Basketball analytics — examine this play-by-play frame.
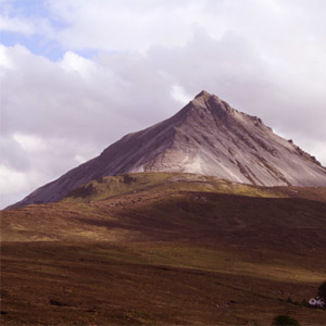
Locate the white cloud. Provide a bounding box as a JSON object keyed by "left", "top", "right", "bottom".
{"left": 171, "top": 85, "right": 192, "bottom": 105}
{"left": 45, "top": 0, "right": 210, "bottom": 52}
{"left": 0, "top": 164, "right": 49, "bottom": 208}
{"left": 59, "top": 51, "right": 98, "bottom": 80}
{"left": 0, "top": 15, "right": 34, "bottom": 34}
{"left": 0, "top": 165, "right": 27, "bottom": 195}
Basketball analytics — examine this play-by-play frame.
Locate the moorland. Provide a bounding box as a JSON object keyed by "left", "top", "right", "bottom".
{"left": 1, "top": 172, "right": 326, "bottom": 325}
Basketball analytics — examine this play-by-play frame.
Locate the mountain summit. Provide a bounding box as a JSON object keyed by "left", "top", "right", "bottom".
{"left": 10, "top": 91, "right": 326, "bottom": 208}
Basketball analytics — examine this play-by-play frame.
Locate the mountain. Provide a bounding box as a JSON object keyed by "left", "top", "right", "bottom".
{"left": 10, "top": 90, "right": 326, "bottom": 208}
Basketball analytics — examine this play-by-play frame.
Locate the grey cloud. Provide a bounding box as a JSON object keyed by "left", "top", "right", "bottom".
{"left": 0, "top": 136, "right": 30, "bottom": 171}
{"left": 146, "top": 30, "right": 326, "bottom": 144}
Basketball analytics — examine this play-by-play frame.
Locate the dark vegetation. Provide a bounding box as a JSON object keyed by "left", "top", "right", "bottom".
{"left": 68, "top": 183, "right": 96, "bottom": 198}
{"left": 1, "top": 172, "right": 326, "bottom": 325}
{"left": 318, "top": 281, "right": 326, "bottom": 300}
{"left": 272, "top": 314, "right": 301, "bottom": 325}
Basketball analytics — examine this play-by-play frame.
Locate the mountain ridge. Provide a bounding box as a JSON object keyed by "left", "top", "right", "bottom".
{"left": 8, "top": 90, "right": 326, "bottom": 208}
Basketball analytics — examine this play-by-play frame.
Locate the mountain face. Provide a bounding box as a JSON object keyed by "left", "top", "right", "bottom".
{"left": 10, "top": 90, "right": 326, "bottom": 208}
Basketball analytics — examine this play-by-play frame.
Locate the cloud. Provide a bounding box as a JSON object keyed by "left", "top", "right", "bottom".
{"left": 1, "top": 0, "right": 326, "bottom": 208}
{"left": 0, "top": 43, "right": 182, "bottom": 207}
{"left": 0, "top": 15, "right": 34, "bottom": 35}
{"left": 45, "top": 0, "right": 210, "bottom": 52}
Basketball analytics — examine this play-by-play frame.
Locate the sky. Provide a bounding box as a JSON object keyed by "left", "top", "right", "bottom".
{"left": 1, "top": 0, "right": 326, "bottom": 208}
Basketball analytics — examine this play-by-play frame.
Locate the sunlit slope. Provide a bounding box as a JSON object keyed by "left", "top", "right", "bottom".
{"left": 63, "top": 172, "right": 326, "bottom": 203}
{"left": 2, "top": 173, "right": 326, "bottom": 246}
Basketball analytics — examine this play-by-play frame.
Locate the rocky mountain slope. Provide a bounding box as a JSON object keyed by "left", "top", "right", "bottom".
{"left": 10, "top": 90, "right": 326, "bottom": 208}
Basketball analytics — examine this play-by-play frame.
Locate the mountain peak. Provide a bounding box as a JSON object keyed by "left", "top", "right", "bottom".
{"left": 189, "top": 90, "right": 234, "bottom": 118}
{"left": 9, "top": 91, "right": 326, "bottom": 208}
{"left": 194, "top": 90, "right": 213, "bottom": 99}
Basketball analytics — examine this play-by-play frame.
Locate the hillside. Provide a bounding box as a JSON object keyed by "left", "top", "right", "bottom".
{"left": 2, "top": 173, "right": 326, "bottom": 325}
{"left": 10, "top": 91, "right": 326, "bottom": 208}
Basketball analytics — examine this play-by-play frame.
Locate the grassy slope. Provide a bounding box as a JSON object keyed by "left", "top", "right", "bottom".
{"left": 1, "top": 172, "right": 326, "bottom": 325}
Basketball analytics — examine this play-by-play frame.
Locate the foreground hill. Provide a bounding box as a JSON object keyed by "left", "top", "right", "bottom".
{"left": 2, "top": 173, "right": 326, "bottom": 325}
{"left": 10, "top": 91, "right": 326, "bottom": 208}
{"left": 3, "top": 173, "right": 326, "bottom": 242}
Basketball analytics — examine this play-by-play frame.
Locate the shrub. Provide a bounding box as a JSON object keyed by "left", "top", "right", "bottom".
{"left": 318, "top": 281, "right": 326, "bottom": 300}
{"left": 272, "top": 314, "right": 301, "bottom": 326}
